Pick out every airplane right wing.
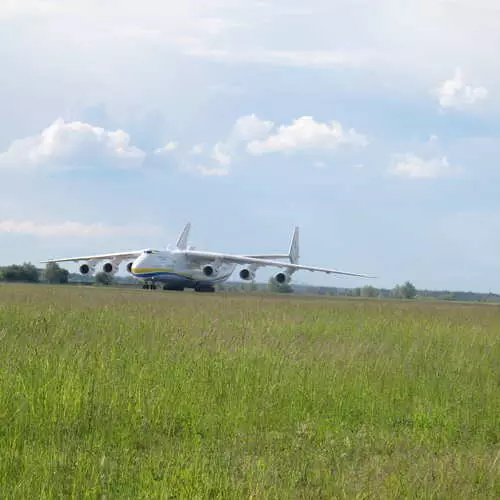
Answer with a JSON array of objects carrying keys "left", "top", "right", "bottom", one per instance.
[{"left": 246, "top": 254, "right": 290, "bottom": 260}]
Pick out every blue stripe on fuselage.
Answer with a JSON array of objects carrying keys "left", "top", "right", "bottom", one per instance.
[{"left": 132, "top": 270, "right": 230, "bottom": 285}]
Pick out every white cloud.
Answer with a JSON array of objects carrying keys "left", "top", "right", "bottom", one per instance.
[
  {"left": 211, "top": 142, "right": 232, "bottom": 166},
  {"left": 437, "top": 68, "right": 489, "bottom": 110},
  {"left": 172, "top": 1, "right": 500, "bottom": 104},
  {"left": 247, "top": 116, "right": 368, "bottom": 155},
  {"left": 154, "top": 141, "right": 178, "bottom": 154},
  {"left": 390, "top": 153, "right": 462, "bottom": 179},
  {"left": 3, "top": 0, "right": 500, "bottom": 112},
  {"left": 182, "top": 114, "right": 367, "bottom": 175},
  {"left": 231, "top": 114, "right": 275, "bottom": 141},
  {"left": 0, "top": 220, "right": 160, "bottom": 238},
  {"left": 0, "top": 118, "right": 146, "bottom": 171},
  {"left": 189, "top": 114, "right": 275, "bottom": 174}
]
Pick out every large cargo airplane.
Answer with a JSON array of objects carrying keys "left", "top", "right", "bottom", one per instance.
[{"left": 41, "top": 223, "right": 376, "bottom": 292}]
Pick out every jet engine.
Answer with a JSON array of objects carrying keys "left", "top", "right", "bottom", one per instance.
[
  {"left": 79, "top": 264, "right": 90, "bottom": 275},
  {"left": 102, "top": 262, "right": 118, "bottom": 274},
  {"left": 126, "top": 262, "right": 133, "bottom": 273},
  {"left": 202, "top": 264, "right": 217, "bottom": 277},
  {"left": 274, "top": 271, "right": 291, "bottom": 284},
  {"left": 239, "top": 268, "right": 256, "bottom": 281}
]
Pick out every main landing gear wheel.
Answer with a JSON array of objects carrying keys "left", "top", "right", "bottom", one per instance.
[
  {"left": 194, "top": 285, "right": 216, "bottom": 293},
  {"left": 163, "top": 285, "right": 185, "bottom": 291},
  {"left": 142, "top": 282, "right": 157, "bottom": 290}
]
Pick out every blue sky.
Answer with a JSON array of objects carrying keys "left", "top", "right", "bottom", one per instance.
[{"left": 1, "top": 0, "right": 500, "bottom": 291}]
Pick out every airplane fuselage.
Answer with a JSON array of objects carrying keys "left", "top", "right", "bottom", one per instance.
[{"left": 130, "top": 249, "right": 237, "bottom": 289}]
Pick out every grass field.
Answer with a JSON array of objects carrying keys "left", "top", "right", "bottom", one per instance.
[{"left": 1, "top": 283, "right": 499, "bottom": 498}]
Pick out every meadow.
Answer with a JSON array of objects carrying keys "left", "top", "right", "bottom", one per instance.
[{"left": 0, "top": 283, "right": 499, "bottom": 499}]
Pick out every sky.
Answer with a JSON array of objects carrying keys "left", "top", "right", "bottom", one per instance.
[{"left": 1, "top": 0, "right": 500, "bottom": 292}]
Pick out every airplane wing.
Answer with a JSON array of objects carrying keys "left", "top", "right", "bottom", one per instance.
[
  {"left": 246, "top": 254, "right": 290, "bottom": 260},
  {"left": 182, "top": 250, "right": 376, "bottom": 278},
  {"left": 40, "top": 250, "right": 143, "bottom": 264}
]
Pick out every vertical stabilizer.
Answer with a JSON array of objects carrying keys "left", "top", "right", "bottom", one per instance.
[
  {"left": 289, "top": 226, "right": 300, "bottom": 264},
  {"left": 176, "top": 222, "right": 191, "bottom": 250}
]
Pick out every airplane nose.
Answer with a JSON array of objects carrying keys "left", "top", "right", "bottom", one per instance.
[{"left": 130, "top": 256, "right": 142, "bottom": 274}]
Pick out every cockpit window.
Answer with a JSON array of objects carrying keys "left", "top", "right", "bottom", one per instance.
[{"left": 145, "top": 250, "right": 153, "bottom": 254}]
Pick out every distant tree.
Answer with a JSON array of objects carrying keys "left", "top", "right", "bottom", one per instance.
[
  {"left": 438, "top": 292, "right": 457, "bottom": 301},
  {"left": 361, "top": 285, "right": 379, "bottom": 298},
  {"left": 44, "top": 262, "right": 69, "bottom": 284},
  {"left": 0, "top": 263, "right": 39, "bottom": 283},
  {"left": 401, "top": 281, "right": 417, "bottom": 299},
  {"left": 268, "top": 277, "right": 293, "bottom": 294},
  {"left": 95, "top": 272, "right": 113, "bottom": 286},
  {"left": 393, "top": 281, "right": 417, "bottom": 299}
]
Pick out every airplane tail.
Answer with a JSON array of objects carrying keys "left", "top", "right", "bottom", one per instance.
[
  {"left": 176, "top": 222, "right": 191, "bottom": 250},
  {"left": 289, "top": 226, "right": 300, "bottom": 264}
]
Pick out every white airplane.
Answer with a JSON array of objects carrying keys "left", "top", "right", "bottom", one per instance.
[{"left": 41, "top": 223, "right": 376, "bottom": 292}]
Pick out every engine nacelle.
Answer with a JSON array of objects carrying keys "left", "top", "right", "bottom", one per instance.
[
  {"left": 202, "top": 264, "right": 216, "bottom": 277},
  {"left": 239, "top": 268, "right": 256, "bottom": 281},
  {"left": 102, "top": 262, "right": 118, "bottom": 274},
  {"left": 126, "top": 262, "right": 133, "bottom": 273},
  {"left": 274, "top": 271, "right": 291, "bottom": 285},
  {"left": 79, "top": 264, "right": 90, "bottom": 275}
]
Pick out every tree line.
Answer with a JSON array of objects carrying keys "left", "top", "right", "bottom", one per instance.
[
  {"left": 0, "top": 262, "right": 112, "bottom": 286},
  {"left": 3, "top": 260, "right": 499, "bottom": 302}
]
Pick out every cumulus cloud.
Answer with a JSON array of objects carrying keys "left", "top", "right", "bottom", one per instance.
[
  {"left": 437, "top": 68, "right": 489, "bottom": 110},
  {"left": 246, "top": 116, "right": 368, "bottom": 155},
  {"left": 0, "top": 118, "right": 146, "bottom": 171},
  {"left": 185, "top": 114, "right": 367, "bottom": 175},
  {"left": 187, "top": 114, "right": 275, "bottom": 174},
  {"left": 231, "top": 114, "right": 275, "bottom": 141},
  {"left": 154, "top": 141, "right": 178, "bottom": 154},
  {"left": 390, "top": 153, "right": 462, "bottom": 179},
  {"left": 0, "top": 220, "right": 161, "bottom": 238}
]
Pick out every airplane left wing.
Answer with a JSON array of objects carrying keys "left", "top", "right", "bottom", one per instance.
[
  {"left": 182, "top": 250, "right": 376, "bottom": 278},
  {"left": 41, "top": 250, "right": 143, "bottom": 264}
]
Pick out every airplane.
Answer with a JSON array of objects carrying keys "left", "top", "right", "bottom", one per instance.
[{"left": 41, "top": 222, "right": 376, "bottom": 292}]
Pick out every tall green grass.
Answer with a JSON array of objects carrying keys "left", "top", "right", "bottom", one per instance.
[{"left": 0, "top": 284, "right": 499, "bottom": 498}]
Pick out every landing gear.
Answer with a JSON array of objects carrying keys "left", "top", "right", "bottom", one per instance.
[
  {"left": 142, "top": 282, "right": 157, "bottom": 290},
  {"left": 194, "top": 284, "right": 216, "bottom": 293},
  {"left": 163, "top": 285, "right": 185, "bottom": 292}
]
